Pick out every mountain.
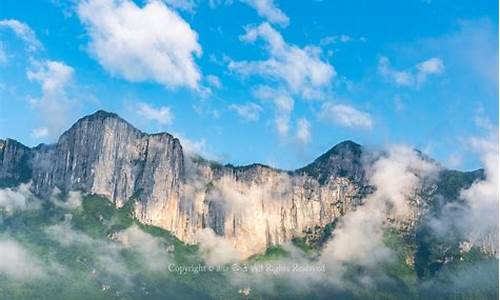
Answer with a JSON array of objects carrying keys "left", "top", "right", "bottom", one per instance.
[
  {"left": 1, "top": 110, "right": 497, "bottom": 299},
  {"left": 295, "top": 140, "right": 364, "bottom": 183},
  {"left": 0, "top": 110, "right": 485, "bottom": 259}
]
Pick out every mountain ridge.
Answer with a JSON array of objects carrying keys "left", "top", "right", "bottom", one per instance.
[
  {"left": 0, "top": 110, "right": 486, "bottom": 258},
  {"left": 2, "top": 109, "right": 483, "bottom": 175}
]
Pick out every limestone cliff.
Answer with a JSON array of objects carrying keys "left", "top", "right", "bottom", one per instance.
[
  {"left": 0, "top": 110, "right": 488, "bottom": 259},
  {"left": 0, "top": 138, "right": 32, "bottom": 187}
]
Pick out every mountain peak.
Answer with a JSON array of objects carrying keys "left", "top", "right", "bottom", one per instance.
[
  {"left": 296, "top": 140, "right": 364, "bottom": 183},
  {"left": 61, "top": 110, "right": 141, "bottom": 140},
  {"left": 83, "top": 110, "right": 120, "bottom": 121},
  {"left": 328, "top": 140, "right": 362, "bottom": 155}
]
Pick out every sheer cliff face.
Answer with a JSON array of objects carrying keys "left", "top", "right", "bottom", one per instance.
[
  {"left": 0, "top": 111, "right": 368, "bottom": 258},
  {"left": 134, "top": 141, "right": 364, "bottom": 258},
  {"left": 29, "top": 111, "right": 184, "bottom": 212},
  {"left": 0, "top": 139, "right": 32, "bottom": 187},
  {"left": 144, "top": 162, "right": 363, "bottom": 258}
]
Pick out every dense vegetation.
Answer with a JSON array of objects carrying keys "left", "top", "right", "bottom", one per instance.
[{"left": 0, "top": 194, "right": 497, "bottom": 300}]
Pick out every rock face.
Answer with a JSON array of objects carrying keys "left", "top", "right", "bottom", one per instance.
[
  {"left": 0, "top": 111, "right": 368, "bottom": 258},
  {"left": 144, "top": 161, "right": 363, "bottom": 257},
  {"left": 0, "top": 139, "right": 32, "bottom": 187},
  {"left": 29, "top": 111, "right": 184, "bottom": 213},
  {"left": 0, "top": 110, "right": 487, "bottom": 259}
]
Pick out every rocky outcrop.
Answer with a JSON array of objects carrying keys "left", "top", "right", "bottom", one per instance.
[
  {"left": 0, "top": 139, "right": 32, "bottom": 187},
  {"left": 136, "top": 160, "right": 363, "bottom": 257},
  {"left": 0, "top": 110, "right": 487, "bottom": 259},
  {"left": 295, "top": 140, "right": 365, "bottom": 184},
  {"left": 0, "top": 111, "right": 367, "bottom": 258},
  {"left": 29, "top": 111, "right": 184, "bottom": 212}
]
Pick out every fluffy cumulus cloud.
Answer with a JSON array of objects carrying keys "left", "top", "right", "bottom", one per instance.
[
  {"left": 241, "top": 0, "right": 289, "bottom": 27},
  {"left": 137, "top": 102, "right": 174, "bottom": 125},
  {"left": 0, "top": 19, "right": 42, "bottom": 51},
  {"left": 318, "top": 102, "right": 373, "bottom": 130},
  {"left": 228, "top": 102, "right": 262, "bottom": 122},
  {"left": 378, "top": 56, "right": 444, "bottom": 88},
  {"left": 77, "top": 0, "right": 202, "bottom": 90},
  {"left": 229, "top": 22, "right": 335, "bottom": 100},
  {"left": 321, "top": 146, "right": 439, "bottom": 270},
  {"left": 27, "top": 60, "right": 75, "bottom": 139}
]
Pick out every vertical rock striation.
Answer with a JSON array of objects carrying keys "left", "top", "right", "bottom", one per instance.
[
  {"left": 29, "top": 111, "right": 184, "bottom": 212},
  {"left": 0, "top": 111, "right": 365, "bottom": 257},
  {"left": 0, "top": 139, "right": 32, "bottom": 187},
  {"left": 0, "top": 110, "right": 488, "bottom": 258}
]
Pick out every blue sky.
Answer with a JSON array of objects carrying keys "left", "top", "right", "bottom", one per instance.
[{"left": 0, "top": 0, "right": 498, "bottom": 170}]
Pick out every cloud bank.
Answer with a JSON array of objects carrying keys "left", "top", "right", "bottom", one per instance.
[{"left": 77, "top": 0, "right": 202, "bottom": 90}]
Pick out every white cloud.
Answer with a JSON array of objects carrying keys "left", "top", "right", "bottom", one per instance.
[
  {"left": 253, "top": 85, "right": 294, "bottom": 136},
  {"left": 378, "top": 56, "right": 444, "bottom": 88},
  {"left": 428, "top": 124, "right": 498, "bottom": 255},
  {"left": 50, "top": 189, "right": 83, "bottom": 210},
  {"left": 174, "top": 133, "right": 208, "bottom": 157},
  {"left": 378, "top": 56, "right": 413, "bottom": 86},
  {"left": 45, "top": 222, "right": 133, "bottom": 280},
  {"left": 0, "top": 19, "right": 42, "bottom": 51},
  {"left": 321, "top": 146, "right": 439, "bottom": 270},
  {"left": 27, "top": 60, "right": 74, "bottom": 94},
  {"left": 228, "top": 102, "right": 262, "bottom": 122},
  {"left": 208, "top": 0, "right": 233, "bottom": 8},
  {"left": 197, "top": 228, "right": 240, "bottom": 266},
  {"left": 46, "top": 222, "right": 171, "bottom": 277},
  {"left": 77, "top": 0, "right": 202, "bottom": 90},
  {"left": 27, "top": 60, "right": 75, "bottom": 138},
  {"left": 413, "top": 19, "right": 497, "bottom": 92},
  {"left": 320, "top": 34, "right": 366, "bottom": 46},
  {"left": 206, "top": 74, "right": 222, "bottom": 89},
  {"left": 158, "top": 0, "right": 197, "bottom": 11},
  {"left": 241, "top": 0, "right": 289, "bottom": 27},
  {"left": 318, "top": 102, "right": 373, "bottom": 130},
  {"left": 459, "top": 132, "right": 498, "bottom": 254},
  {"left": 416, "top": 57, "right": 444, "bottom": 84},
  {"left": 229, "top": 22, "right": 335, "bottom": 99},
  {"left": 0, "top": 238, "right": 45, "bottom": 280},
  {"left": 117, "top": 225, "right": 171, "bottom": 272},
  {"left": 0, "top": 184, "right": 33, "bottom": 213},
  {"left": 295, "top": 118, "right": 311, "bottom": 146},
  {"left": 137, "top": 102, "right": 174, "bottom": 125},
  {"left": 31, "top": 127, "right": 49, "bottom": 139}
]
